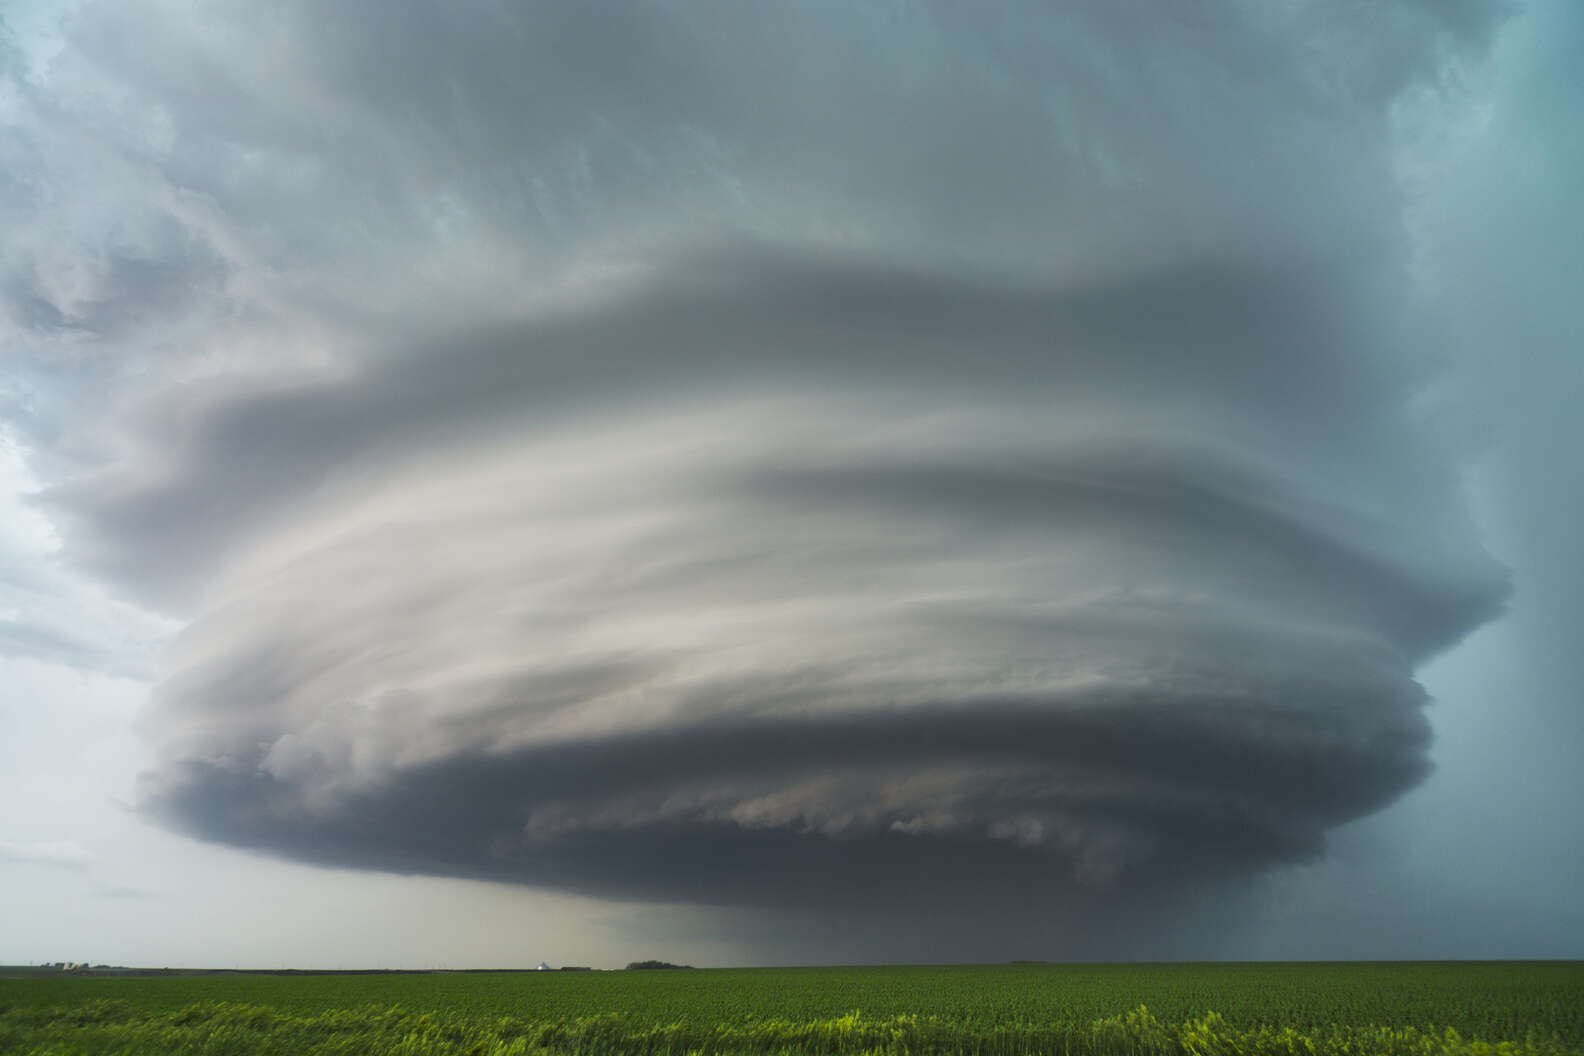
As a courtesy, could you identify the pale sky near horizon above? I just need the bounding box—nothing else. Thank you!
[1,0,1580,968]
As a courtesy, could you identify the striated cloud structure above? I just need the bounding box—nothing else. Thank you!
[119,250,1508,907]
[16,0,1511,910]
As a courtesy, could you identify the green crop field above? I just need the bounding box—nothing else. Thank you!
[3,961,1581,1056]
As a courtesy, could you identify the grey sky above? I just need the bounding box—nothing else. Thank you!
[1,0,1579,967]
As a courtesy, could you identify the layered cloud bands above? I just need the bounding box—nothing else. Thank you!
[17,0,1510,906]
[121,252,1506,906]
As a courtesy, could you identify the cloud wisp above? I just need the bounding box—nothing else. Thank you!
[6,1,1512,920]
[0,839,95,870]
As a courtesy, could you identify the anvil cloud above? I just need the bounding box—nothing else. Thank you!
[7,0,1512,916]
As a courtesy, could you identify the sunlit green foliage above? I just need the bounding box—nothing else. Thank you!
[2,962,1580,1056]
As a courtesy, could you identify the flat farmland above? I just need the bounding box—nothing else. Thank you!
[3,961,1581,1055]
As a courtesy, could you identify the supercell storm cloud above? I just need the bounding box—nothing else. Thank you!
[15,1,1511,908]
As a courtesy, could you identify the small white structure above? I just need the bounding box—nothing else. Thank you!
[537,962,551,971]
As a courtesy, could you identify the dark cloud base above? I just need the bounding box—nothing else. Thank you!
[145,689,1434,909]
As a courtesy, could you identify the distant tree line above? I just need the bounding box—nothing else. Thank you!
[625,960,693,970]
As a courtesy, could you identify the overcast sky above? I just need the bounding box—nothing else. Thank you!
[1,0,1579,968]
